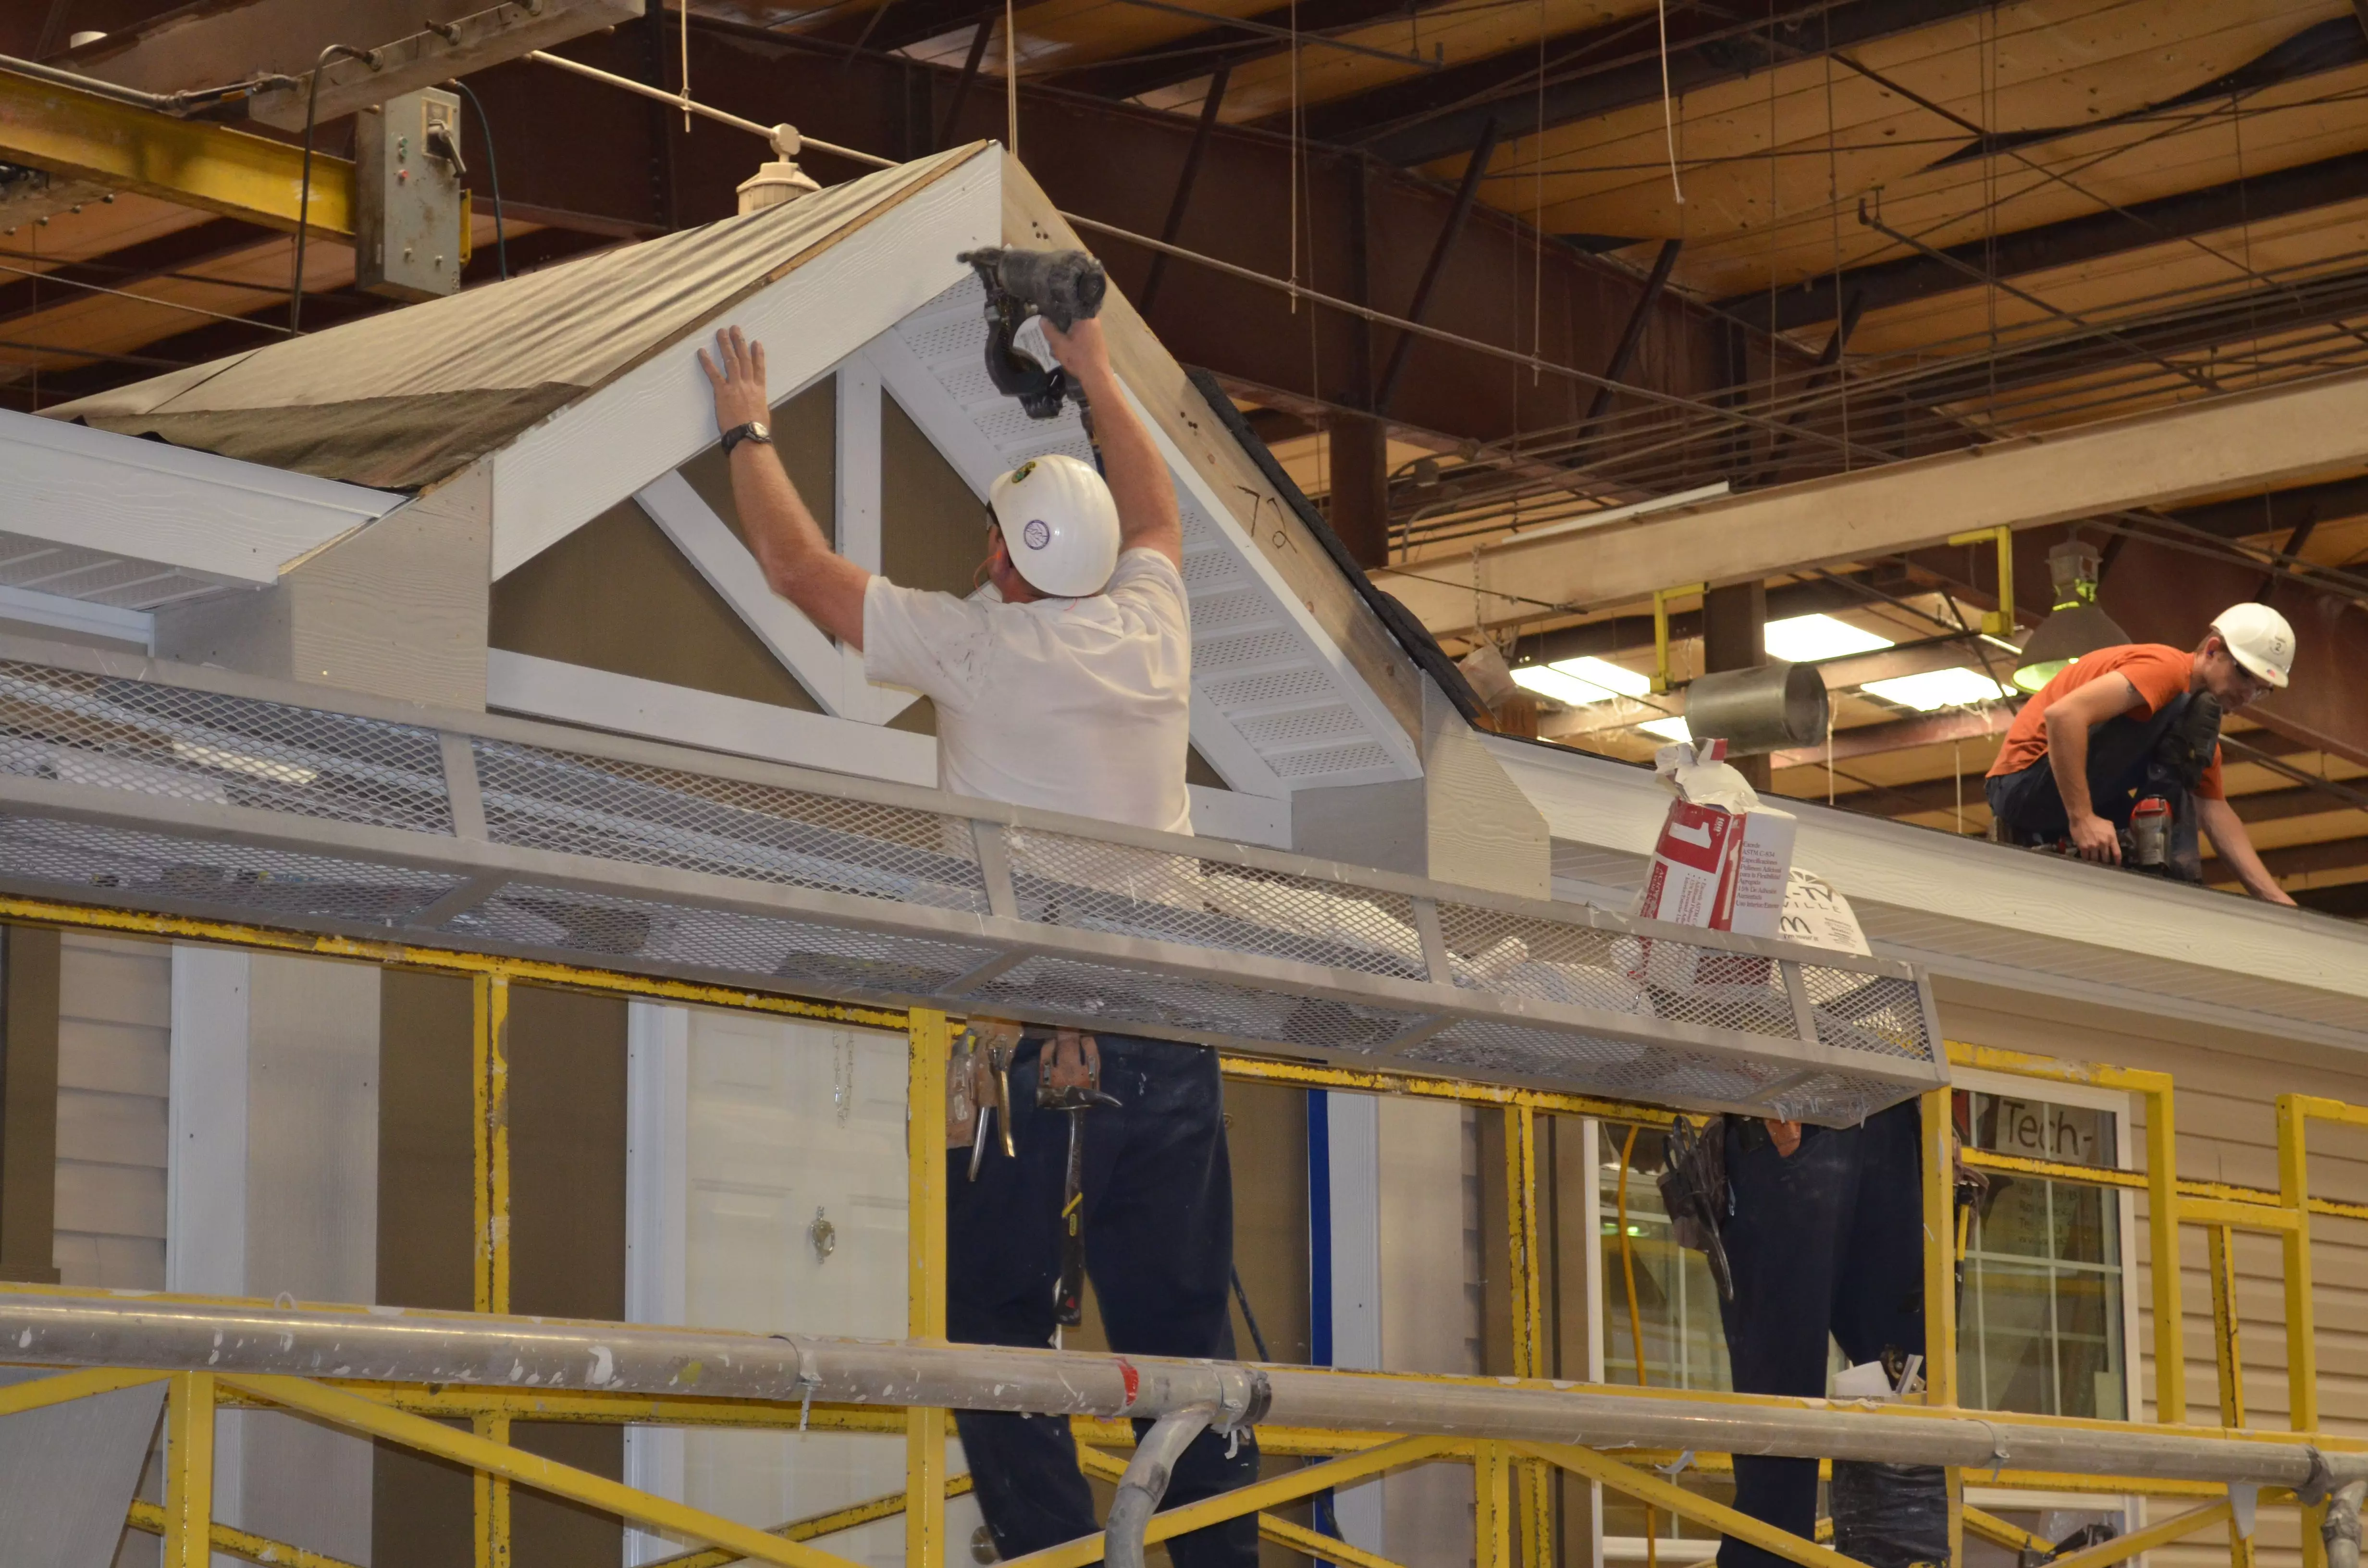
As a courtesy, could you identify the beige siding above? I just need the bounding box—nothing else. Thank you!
[54,933,171,1290]
[1939,978,2368,1568]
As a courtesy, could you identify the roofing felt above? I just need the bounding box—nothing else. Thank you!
[45,145,983,493]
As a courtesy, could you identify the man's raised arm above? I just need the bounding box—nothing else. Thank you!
[701,327,874,647]
[1040,317,1182,569]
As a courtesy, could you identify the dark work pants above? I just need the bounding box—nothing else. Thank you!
[1716,1101,1944,1568]
[1986,697,2204,875]
[948,1034,1258,1568]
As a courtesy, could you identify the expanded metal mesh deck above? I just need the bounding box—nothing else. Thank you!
[0,649,1945,1121]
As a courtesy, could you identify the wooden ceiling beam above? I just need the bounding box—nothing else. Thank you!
[1289,0,1992,165]
[1723,150,2368,336]
[1047,0,1455,102]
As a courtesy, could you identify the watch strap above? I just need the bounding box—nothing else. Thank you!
[720,420,772,455]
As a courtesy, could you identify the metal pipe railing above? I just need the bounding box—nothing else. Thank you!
[1,1294,2360,1494]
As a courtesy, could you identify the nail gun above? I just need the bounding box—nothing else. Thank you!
[957,246,1107,420]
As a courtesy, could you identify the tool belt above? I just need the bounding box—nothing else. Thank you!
[946,1017,1022,1154]
[1656,1115,1735,1300]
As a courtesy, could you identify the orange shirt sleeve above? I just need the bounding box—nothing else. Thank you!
[2116,648,2189,718]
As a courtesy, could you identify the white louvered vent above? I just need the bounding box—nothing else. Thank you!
[879,276,1419,796]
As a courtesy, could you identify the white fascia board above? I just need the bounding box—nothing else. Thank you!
[486,649,937,788]
[1118,379,1423,789]
[489,151,1002,580]
[3,408,399,584]
[0,584,154,648]
[1485,733,2368,1027]
[1187,784,1290,849]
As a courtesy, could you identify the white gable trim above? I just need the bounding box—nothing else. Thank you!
[485,649,937,787]
[632,472,913,724]
[488,150,1002,579]
[1,408,400,585]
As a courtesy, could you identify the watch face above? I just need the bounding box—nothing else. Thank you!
[749,422,770,441]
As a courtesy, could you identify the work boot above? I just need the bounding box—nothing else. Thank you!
[1829,1461,1949,1568]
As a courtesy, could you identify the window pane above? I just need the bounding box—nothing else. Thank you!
[1600,1122,1732,1393]
[1967,1256,2056,1413]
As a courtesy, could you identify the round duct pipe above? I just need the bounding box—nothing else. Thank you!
[1682,662,1828,755]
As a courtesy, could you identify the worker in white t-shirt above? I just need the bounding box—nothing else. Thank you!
[702,318,1258,1568]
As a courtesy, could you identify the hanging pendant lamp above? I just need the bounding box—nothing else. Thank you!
[2012,537,2128,693]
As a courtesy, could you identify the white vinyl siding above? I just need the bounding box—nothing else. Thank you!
[54,933,172,1289]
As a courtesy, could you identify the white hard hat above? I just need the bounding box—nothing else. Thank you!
[2210,601,2296,689]
[989,453,1120,598]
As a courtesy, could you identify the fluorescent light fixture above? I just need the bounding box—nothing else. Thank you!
[1860,668,2010,712]
[1512,657,1653,706]
[1552,656,1652,699]
[1764,613,1893,662]
[1500,481,1732,547]
[1638,715,1692,742]
[1511,665,1611,707]
[172,740,318,786]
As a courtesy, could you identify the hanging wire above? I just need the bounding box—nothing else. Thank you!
[680,0,692,131]
[1005,0,1018,154]
[1654,0,1684,205]
[1289,0,1302,314]
[1532,0,1545,383]
[292,43,381,335]
[447,79,507,282]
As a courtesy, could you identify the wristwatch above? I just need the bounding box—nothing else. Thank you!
[720,420,773,455]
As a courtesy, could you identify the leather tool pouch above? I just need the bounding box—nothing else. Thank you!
[1036,1029,1102,1102]
[947,1018,1021,1148]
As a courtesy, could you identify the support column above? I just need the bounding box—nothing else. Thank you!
[907,1007,951,1568]
[1502,1105,1552,1568]
[1701,581,1770,788]
[473,975,512,1568]
[163,1371,216,1568]
[1328,414,1393,570]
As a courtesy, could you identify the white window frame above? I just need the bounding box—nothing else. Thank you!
[1952,1064,2144,1543]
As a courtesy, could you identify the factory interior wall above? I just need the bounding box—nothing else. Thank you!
[1935,977,2368,1568]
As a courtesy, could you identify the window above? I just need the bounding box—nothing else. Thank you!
[1598,1121,1731,1393]
[1958,1085,2133,1420]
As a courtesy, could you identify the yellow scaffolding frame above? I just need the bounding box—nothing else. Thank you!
[0,892,2356,1568]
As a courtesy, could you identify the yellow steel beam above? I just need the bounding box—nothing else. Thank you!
[1921,1087,1959,1409]
[2045,1502,2234,1568]
[1217,1053,1676,1125]
[1072,1443,1417,1568]
[127,1498,362,1568]
[222,1373,867,1568]
[0,894,912,1032]
[471,973,513,1568]
[1520,1441,1865,1568]
[1502,1104,1552,1568]
[907,1007,952,1568]
[1961,1504,2057,1557]
[0,70,353,237]
[2182,1197,2300,1233]
[642,1474,978,1568]
[999,1434,1451,1568]
[1475,1442,1513,1568]
[0,1365,165,1416]
[162,1372,216,1568]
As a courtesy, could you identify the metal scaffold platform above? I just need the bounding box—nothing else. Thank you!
[0,636,1942,1122]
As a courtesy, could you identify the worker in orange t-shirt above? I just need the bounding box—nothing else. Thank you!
[1983,603,2297,904]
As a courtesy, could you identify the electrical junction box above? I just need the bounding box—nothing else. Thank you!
[354,87,465,301]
